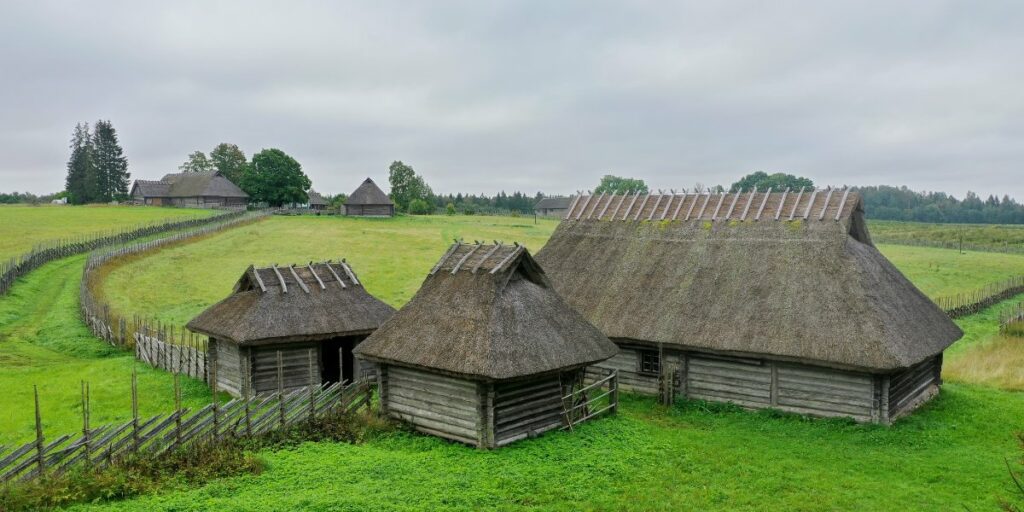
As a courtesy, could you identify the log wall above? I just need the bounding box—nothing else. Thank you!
[886,354,941,421]
[345,204,394,217]
[213,339,244,397]
[383,366,481,445]
[251,344,322,394]
[492,375,565,447]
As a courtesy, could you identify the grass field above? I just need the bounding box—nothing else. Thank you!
[0,205,217,262]
[3,212,1024,510]
[871,219,1024,251]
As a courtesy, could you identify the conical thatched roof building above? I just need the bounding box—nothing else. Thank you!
[535,188,963,423]
[188,261,395,397]
[355,242,617,448]
[343,178,394,217]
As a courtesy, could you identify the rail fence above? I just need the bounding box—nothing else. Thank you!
[0,210,246,296]
[0,361,373,484]
[79,211,269,379]
[934,276,1024,318]
[562,369,618,433]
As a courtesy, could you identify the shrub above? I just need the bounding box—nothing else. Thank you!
[446,203,456,215]
[408,199,433,215]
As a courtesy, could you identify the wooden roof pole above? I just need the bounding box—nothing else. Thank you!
[695,192,712,220]
[586,192,606,219]
[818,187,835,221]
[306,263,326,290]
[451,243,483,274]
[787,187,805,221]
[489,244,523,274]
[755,187,772,221]
[430,242,461,275]
[271,264,288,294]
[325,262,347,288]
[288,265,310,294]
[564,193,582,220]
[471,243,503,273]
[836,188,851,221]
[621,192,641,220]
[647,193,665,221]
[684,191,700,220]
[724,189,742,220]
[775,188,790,221]
[597,192,614,219]
[608,194,627,220]
[740,187,757,221]
[251,266,267,293]
[802,188,820,220]
[340,260,360,285]
[633,193,652,221]
[711,193,727,221]
[574,193,595,220]
[671,192,687,220]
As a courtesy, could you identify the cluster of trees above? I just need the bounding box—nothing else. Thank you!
[177,145,311,207]
[857,186,1024,224]
[64,121,130,204]
[387,161,544,215]
[729,172,814,192]
[178,144,248,184]
[0,191,64,204]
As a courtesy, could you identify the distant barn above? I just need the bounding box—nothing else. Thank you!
[355,242,617,448]
[344,178,394,217]
[534,196,573,217]
[307,190,328,211]
[131,171,248,208]
[187,261,395,397]
[535,188,964,424]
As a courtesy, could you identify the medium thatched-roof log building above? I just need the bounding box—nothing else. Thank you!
[535,188,963,424]
[131,171,248,208]
[355,242,617,448]
[187,261,395,397]
[344,178,394,217]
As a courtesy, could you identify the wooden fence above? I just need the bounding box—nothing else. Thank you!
[0,210,246,296]
[1000,301,1024,336]
[79,211,269,378]
[934,275,1024,318]
[0,359,373,484]
[562,369,618,432]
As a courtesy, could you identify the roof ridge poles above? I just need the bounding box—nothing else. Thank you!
[489,243,524,274]
[660,190,677,220]
[671,192,687,220]
[340,259,361,285]
[633,193,652,221]
[787,187,805,221]
[802,188,820,220]
[325,262,347,288]
[451,242,483,274]
[574,192,595,221]
[621,191,641,220]
[711,192,727,221]
[740,187,757,221]
[818,187,835,221]
[430,242,462,275]
[607,194,627,220]
[271,264,288,293]
[754,187,772,221]
[471,243,503,273]
[647,192,665,221]
[835,188,851,221]
[564,193,582,220]
[288,265,310,294]
[251,266,267,293]
[585,192,606,219]
[306,263,326,290]
[597,192,615,219]
[695,191,713,220]
[774,188,790,221]
[724,189,742,220]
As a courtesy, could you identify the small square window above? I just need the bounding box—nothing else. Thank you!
[639,351,660,375]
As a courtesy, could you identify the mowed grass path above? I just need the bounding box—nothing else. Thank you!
[99,215,560,325]
[0,205,217,261]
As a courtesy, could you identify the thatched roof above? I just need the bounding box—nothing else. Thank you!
[344,178,393,206]
[535,196,573,210]
[308,190,327,206]
[354,243,618,380]
[187,261,395,345]
[133,171,248,199]
[535,189,963,372]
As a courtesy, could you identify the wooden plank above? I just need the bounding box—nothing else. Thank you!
[288,265,310,294]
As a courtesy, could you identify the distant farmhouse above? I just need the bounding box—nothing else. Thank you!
[355,242,616,448]
[343,178,394,217]
[536,189,963,424]
[131,171,248,208]
[188,261,395,397]
[534,196,573,217]
[307,190,328,211]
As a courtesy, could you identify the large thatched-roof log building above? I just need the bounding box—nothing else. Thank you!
[535,189,963,423]
[344,178,394,217]
[187,261,395,397]
[355,242,617,448]
[131,171,248,208]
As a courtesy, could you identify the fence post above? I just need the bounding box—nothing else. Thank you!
[610,370,619,415]
[131,366,140,452]
[277,350,286,426]
[211,351,220,438]
[174,373,182,447]
[81,381,91,468]
[33,385,45,477]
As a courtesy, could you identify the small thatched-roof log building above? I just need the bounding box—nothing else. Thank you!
[344,178,394,217]
[130,171,248,208]
[187,261,395,397]
[307,190,328,210]
[354,242,617,448]
[535,189,964,424]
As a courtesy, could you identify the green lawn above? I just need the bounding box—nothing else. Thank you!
[0,205,217,262]
[98,215,560,325]
[870,219,1024,251]
[876,244,1024,300]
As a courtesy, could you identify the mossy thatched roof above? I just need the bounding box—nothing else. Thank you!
[354,243,618,380]
[344,178,393,206]
[535,189,963,372]
[187,261,395,345]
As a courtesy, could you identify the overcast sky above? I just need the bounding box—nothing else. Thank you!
[2,1,1022,199]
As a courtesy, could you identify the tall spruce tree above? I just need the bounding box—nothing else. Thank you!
[65,123,95,204]
[92,120,130,202]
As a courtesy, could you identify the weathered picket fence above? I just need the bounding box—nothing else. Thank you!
[0,366,373,483]
[0,210,246,296]
[935,275,1024,318]
[78,211,269,379]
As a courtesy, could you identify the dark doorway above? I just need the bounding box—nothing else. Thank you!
[320,338,357,384]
